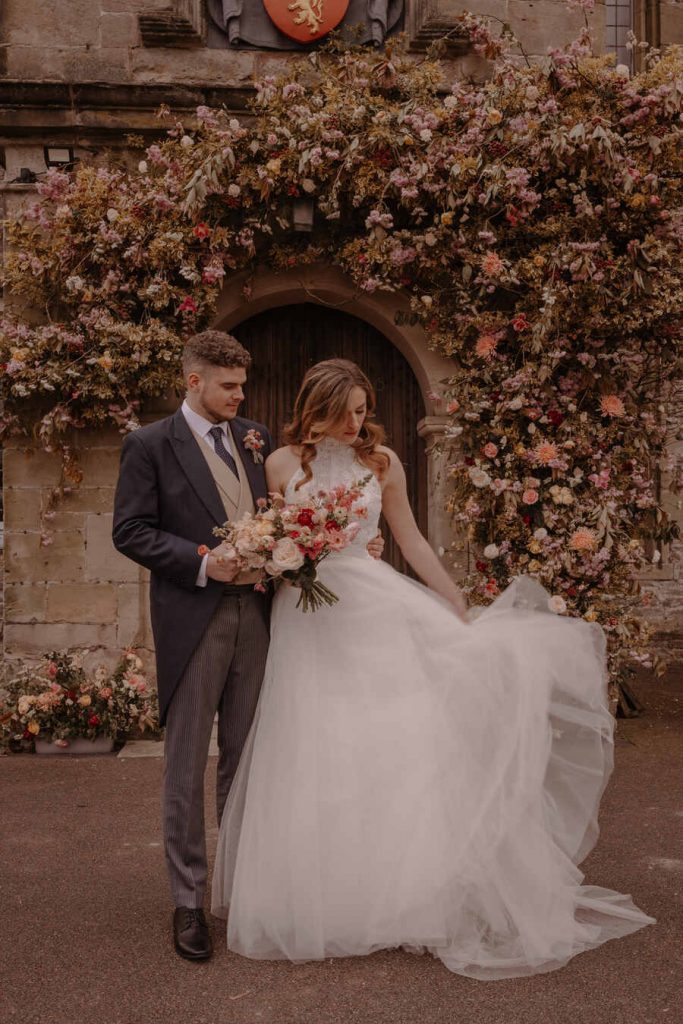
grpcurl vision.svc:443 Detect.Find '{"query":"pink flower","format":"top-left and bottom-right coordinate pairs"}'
top-left (178, 296), bottom-right (198, 314)
top-left (482, 252), bottom-right (504, 276)
top-left (533, 441), bottom-right (559, 465)
top-left (98, 687), bottom-right (113, 700)
top-left (483, 442), bottom-right (498, 458)
top-left (446, 399), bottom-right (460, 414)
top-left (511, 314), bottom-right (530, 331)
top-left (47, 663), bottom-right (58, 678)
top-left (522, 489), bottom-right (539, 504)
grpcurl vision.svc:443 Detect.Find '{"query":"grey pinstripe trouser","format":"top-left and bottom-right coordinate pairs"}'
top-left (162, 589), bottom-right (270, 908)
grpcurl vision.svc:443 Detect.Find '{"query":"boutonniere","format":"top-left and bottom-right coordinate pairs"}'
top-left (243, 429), bottom-right (265, 464)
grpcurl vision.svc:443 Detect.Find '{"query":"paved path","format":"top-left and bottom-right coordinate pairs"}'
top-left (1, 671), bottom-right (681, 1024)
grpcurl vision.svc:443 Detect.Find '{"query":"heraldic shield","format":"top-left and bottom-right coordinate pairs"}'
top-left (264, 0), bottom-right (350, 43)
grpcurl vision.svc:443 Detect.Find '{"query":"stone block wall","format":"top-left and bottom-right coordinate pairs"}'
top-left (2, 431), bottom-right (154, 674)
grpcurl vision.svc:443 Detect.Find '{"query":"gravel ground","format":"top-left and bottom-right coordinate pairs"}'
top-left (1, 670), bottom-right (681, 1024)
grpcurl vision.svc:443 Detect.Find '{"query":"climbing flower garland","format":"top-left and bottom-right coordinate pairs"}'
top-left (1, 16), bottom-right (681, 688)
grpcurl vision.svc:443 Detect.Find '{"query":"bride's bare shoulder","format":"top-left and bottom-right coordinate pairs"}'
top-left (265, 445), bottom-right (301, 492)
top-left (374, 445), bottom-right (405, 486)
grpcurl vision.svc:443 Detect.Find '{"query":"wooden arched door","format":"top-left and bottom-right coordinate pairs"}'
top-left (233, 303), bottom-right (427, 575)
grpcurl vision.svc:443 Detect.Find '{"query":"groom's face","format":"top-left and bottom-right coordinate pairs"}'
top-left (186, 364), bottom-right (247, 423)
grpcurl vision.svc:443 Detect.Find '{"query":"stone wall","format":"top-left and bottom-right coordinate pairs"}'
top-left (2, 431), bottom-right (154, 673)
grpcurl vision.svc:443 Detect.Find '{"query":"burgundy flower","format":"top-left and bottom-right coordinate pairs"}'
top-left (297, 509), bottom-right (315, 528)
top-left (475, 560), bottom-right (488, 573)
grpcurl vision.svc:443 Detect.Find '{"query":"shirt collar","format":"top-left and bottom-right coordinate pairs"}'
top-left (181, 399), bottom-right (229, 440)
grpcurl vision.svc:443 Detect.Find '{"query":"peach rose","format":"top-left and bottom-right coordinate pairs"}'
top-left (522, 489), bottom-right (539, 504)
top-left (446, 399), bottom-right (460, 414)
top-left (78, 694), bottom-right (92, 707)
top-left (268, 537), bottom-right (306, 573)
top-left (27, 721), bottom-right (40, 735)
top-left (98, 687), bottom-right (113, 700)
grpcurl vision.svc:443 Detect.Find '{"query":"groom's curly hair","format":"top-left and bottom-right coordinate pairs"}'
top-left (182, 330), bottom-right (252, 375)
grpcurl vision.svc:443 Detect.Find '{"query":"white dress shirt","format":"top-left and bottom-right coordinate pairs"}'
top-left (181, 400), bottom-right (236, 587)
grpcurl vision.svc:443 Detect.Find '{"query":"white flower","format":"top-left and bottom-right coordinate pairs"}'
top-left (533, 528), bottom-right (548, 540)
top-left (419, 129), bottom-right (433, 142)
top-left (508, 396), bottom-right (523, 411)
top-left (267, 537), bottom-right (305, 574)
top-left (444, 95), bottom-right (458, 110)
top-left (651, 550), bottom-right (661, 564)
top-left (229, 118), bottom-right (240, 131)
top-left (469, 467), bottom-right (492, 488)
top-left (106, 208), bottom-right (119, 222)
top-left (65, 275), bottom-right (85, 292)
top-left (302, 178), bottom-right (316, 193)
top-left (421, 295), bottom-right (433, 307)
top-left (227, 183), bottom-right (241, 197)
top-left (615, 64), bottom-right (630, 79)
top-left (180, 135), bottom-right (194, 149)
top-left (483, 543), bottom-right (500, 559)
top-left (527, 423), bottom-right (537, 434)
top-left (138, 160), bottom-right (148, 173)
top-left (548, 595), bottom-right (567, 615)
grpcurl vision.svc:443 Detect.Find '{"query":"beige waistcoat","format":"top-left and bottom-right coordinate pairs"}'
top-left (190, 426), bottom-right (260, 584)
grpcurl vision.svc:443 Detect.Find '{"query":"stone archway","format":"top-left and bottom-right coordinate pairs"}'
top-left (213, 263), bottom-right (461, 574)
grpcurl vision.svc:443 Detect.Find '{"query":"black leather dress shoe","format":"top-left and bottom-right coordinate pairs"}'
top-left (173, 907), bottom-right (213, 961)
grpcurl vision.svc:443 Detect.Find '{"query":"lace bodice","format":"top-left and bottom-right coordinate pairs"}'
top-left (284, 437), bottom-right (383, 557)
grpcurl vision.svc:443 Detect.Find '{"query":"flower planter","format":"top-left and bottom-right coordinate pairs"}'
top-left (34, 736), bottom-right (115, 755)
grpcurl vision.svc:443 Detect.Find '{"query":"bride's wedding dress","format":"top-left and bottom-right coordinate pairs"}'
top-left (211, 437), bottom-right (653, 979)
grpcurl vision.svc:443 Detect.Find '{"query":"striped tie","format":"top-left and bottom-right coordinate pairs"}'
top-left (209, 426), bottom-right (239, 479)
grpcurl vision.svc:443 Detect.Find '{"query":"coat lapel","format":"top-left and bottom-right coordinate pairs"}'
top-left (169, 408), bottom-right (226, 526)
top-left (230, 419), bottom-right (268, 503)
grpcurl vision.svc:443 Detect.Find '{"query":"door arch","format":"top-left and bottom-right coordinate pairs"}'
top-left (233, 303), bottom-right (427, 575)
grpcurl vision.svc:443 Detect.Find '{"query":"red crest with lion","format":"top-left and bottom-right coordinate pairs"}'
top-left (263, 0), bottom-right (349, 44)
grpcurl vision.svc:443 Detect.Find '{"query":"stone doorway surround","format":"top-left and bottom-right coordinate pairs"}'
top-left (213, 262), bottom-right (460, 573)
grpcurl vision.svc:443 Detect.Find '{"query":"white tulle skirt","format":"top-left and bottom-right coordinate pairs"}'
top-left (211, 555), bottom-right (654, 979)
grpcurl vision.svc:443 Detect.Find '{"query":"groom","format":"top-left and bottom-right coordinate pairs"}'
top-left (113, 329), bottom-right (382, 962)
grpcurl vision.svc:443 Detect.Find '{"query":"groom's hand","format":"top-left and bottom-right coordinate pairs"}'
top-left (205, 542), bottom-right (240, 583)
top-left (366, 532), bottom-right (385, 560)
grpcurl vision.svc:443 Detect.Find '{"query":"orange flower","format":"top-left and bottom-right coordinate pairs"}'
top-left (197, 544), bottom-right (209, 556)
top-left (533, 441), bottom-right (559, 465)
top-left (475, 334), bottom-right (498, 359)
top-left (569, 528), bottom-right (598, 552)
top-left (600, 394), bottom-right (626, 417)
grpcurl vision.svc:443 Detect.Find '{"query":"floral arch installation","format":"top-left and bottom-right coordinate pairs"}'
top-left (1, 15), bottom-right (681, 698)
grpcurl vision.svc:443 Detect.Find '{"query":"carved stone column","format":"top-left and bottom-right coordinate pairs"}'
top-left (417, 415), bottom-right (467, 580)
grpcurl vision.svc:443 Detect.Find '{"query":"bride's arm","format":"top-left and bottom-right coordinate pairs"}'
top-left (380, 448), bottom-right (468, 622)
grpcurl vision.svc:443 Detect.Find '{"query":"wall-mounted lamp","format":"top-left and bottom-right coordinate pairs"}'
top-left (292, 198), bottom-right (314, 233)
top-left (43, 145), bottom-right (75, 169)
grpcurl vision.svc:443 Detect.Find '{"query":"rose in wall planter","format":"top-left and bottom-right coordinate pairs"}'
top-left (1, 649), bottom-right (160, 754)
top-left (34, 736), bottom-right (115, 755)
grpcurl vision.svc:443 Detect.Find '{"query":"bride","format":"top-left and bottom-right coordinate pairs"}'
top-left (211, 358), bottom-right (653, 979)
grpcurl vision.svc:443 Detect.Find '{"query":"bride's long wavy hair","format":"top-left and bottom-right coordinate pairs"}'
top-left (283, 359), bottom-right (390, 490)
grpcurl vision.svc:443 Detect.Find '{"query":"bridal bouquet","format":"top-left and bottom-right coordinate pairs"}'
top-left (209, 476), bottom-right (371, 612)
